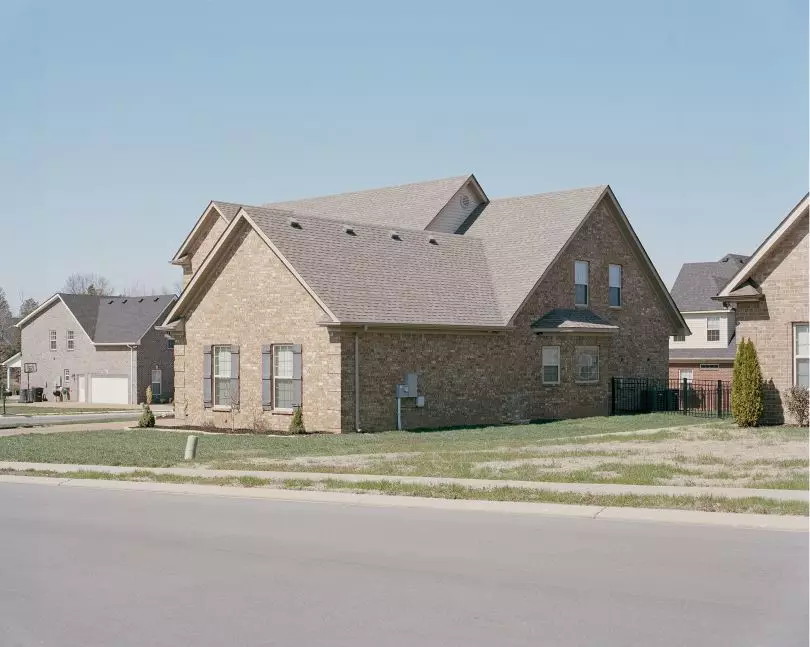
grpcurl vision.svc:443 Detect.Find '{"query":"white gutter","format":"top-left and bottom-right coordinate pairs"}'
top-left (127, 344), bottom-right (136, 404)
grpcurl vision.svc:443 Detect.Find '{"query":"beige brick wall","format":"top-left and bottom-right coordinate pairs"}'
top-left (174, 223), bottom-right (342, 432)
top-left (182, 214), bottom-right (229, 288)
top-left (345, 199), bottom-right (673, 431)
top-left (735, 212), bottom-right (809, 424)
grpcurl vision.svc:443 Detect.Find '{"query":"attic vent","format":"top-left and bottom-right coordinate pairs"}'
top-left (460, 194), bottom-right (471, 209)
top-left (390, 231), bottom-right (402, 241)
top-left (343, 225), bottom-right (356, 236)
top-left (288, 218), bottom-right (302, 229)
top-left (428, 236), bottom-right (438, 245)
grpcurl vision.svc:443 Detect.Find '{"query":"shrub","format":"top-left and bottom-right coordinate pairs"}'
top-left (784, 385), bottom-right (809, 427)
top-left (289, 406), bottom-right (306, 434)
top-left (138, 404), bottom-right (155, 428)
top-left (731, 338), bottom-right (764, 427)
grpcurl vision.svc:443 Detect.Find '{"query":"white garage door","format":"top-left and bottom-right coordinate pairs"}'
top-left (91, 376), bottom-right (130, 404)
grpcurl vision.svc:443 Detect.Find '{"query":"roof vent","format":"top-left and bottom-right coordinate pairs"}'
top-left (428, 236), bottom-right (438, 245)
top-left (108, 299), bottom-right (114, 304)
top-left (390, 231), bottom-right (402, 241)
top-left (154, 296), bottom-right (160, 301)
top-left (288, 218), bottom-right (302, 229)
top-left (138, 298), bottom-right (144, 302)
top-left (121, 299), bottom-right (127, 304)
top-left (343, 225), bottom-right (356, 236)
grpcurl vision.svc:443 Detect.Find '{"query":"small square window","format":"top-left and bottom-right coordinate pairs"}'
top-left (575, 346), bottom-right (599, 383)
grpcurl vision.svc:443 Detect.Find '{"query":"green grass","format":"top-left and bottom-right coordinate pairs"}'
top-left (0, 414), bottom-right (709, 468)
top-left (1, 468), bottom-right (805, 515)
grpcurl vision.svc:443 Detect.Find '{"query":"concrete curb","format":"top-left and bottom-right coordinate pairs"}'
top-left (0, 474), bottom-right (806, 531)
top-left (0, 460), bottom-right (806, 502)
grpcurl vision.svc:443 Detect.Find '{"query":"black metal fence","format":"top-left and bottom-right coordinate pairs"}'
top-left (611, 377), bottom-right (731, 418)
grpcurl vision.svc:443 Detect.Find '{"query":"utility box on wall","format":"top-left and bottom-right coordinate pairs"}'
top-left (395, 373), bottom-right (419, 398)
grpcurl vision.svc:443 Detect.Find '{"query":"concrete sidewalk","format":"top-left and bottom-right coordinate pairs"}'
top-left (0, 474), bottom-right (806, 531)
top-left (0, 460), bottom-right (806, 502)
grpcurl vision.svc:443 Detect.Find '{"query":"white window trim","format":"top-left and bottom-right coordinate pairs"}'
top-left (699, 364), bottom-right (719, 370)
top-left (67, 330), bottom-right (75, 351)
top-left (609, 264), bottom-right (622, 308)
top-left (673, 335), bottom-right (685, 343)
top-left (574, 260), bottom-right (589, 307)
top-left (541, 346), bottom-right (561, 385)
top-left (273, 344), bottom-right (295, 412)
top-left (212, 345), bottom-right (232, 408)
top-left (151, 368), bottom-right (162, 397)
top-left (49, 330), bottom-right (57, 351)
top-left (706, 316), bottom-right (721, 342)
top-left (574, 346), bottom-right (599, 384)
top-left (679, 369), bottom-right (694, 383)
top-left (63, 369), bottom-right (70, 385)
top-left (793, 323), bottom-right (809, 387)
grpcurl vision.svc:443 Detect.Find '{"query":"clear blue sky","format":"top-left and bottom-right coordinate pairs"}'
top-left (1, 0), bottom-right (807, 312)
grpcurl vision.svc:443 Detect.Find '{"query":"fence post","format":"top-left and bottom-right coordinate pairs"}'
top-left (610, 377), bottom-right (616, 415)
top-left (682, 378), bottom-right (688, 415)
top-left (716, 380), bottom-right (722, 418)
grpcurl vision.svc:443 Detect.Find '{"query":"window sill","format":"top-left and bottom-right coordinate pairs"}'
top-left (608, 305), bottom-right (623, 310)
top-left (541, 381), bottom-right (560, 386)
top-left (575, 380), bottom-right (600, 385)
top-left (212, 406), bottom-right (232, 412)
top-left (271, 409), bottom-right (294, 416)
top-left (574, 303), bottom-right (589, 309)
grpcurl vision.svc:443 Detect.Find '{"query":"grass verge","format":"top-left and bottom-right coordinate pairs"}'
top-left (1, 468), bottom-right (805, 516)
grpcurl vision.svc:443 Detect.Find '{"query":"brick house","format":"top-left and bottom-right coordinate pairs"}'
top-left (668, 254), bottom-right (749, 383)
top-left (714, 194), bottom-right (809, 424)
top-left (159, 175), bottom-right (688, 432)
top-left (16, 294), bottom-right (176, 404)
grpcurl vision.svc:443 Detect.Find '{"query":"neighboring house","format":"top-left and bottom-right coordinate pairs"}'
top-left (1, 351), bottom-right (21, 394)
top-left (714, 194), bottom-right (809, 424)
top-left (16, 294), bottom-right (177, 404)
top-left (668, 254), bottom-right (749, 382)
top-left (159, 175), bottom-right (688, 433)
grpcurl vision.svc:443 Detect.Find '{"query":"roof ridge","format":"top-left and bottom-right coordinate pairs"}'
top-left (263, 174), bottom-right (471, 206)
top-left (487, 184), bottom-right (608, 203)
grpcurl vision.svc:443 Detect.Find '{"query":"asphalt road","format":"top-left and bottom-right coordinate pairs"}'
top-left (0, 483), bottom-right (806, 647)
top-left (0, 412), bottom-right (140, 429)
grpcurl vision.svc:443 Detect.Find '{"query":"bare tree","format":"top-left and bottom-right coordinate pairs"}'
top-left (62, 273), bottom-right (115, 296)
top-left (18, 297), bottom-right (39, 319)
top-left (124, 282), bottom-right (174, 297)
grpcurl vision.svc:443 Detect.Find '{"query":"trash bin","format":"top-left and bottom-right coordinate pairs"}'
top-left (33, 387), bottom-right (44, 402)
top-left (19, 389), bottom-right (29, 403)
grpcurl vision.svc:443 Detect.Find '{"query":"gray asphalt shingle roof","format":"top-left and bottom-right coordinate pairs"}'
top-left (670, 254), bottom-right (749, 312)
top-left (242, 207), bottom-right (503, 327)
top-left (669, 338), bottom-right (737, 361)
top-left (211, 201), bottom-right (242, 222)
top-left (59, 294), bottom-right (176, 343)
top-left (262, 176), bottom-right (471, 231)
top-left (531, 308), bottom-right (619, 331)
top-left (466, 186), bottom-right (608, 320)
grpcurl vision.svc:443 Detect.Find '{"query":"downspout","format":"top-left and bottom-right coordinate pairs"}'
top-left (354, 332), bottom-right (361, 432)
top-left (127, 344), bottom-right (136, 405)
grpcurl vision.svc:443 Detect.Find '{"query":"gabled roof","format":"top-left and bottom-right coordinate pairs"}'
top-left (264, 175), bottom-right (473, 231)
top-left (17, 294), bottom-right (177, 344)
top-left (531, 308), bottom-right (619, 333)
top-left (716, 193), bottom-right (809, 299)
top-left (171, 201), bottom-right (243, 264)
top-left (171, 208), bottom-right (504, 328)
top-left (670, 254), bottom-right (749, 312)
top-left (466, 186), bottom-right (608, 320)
top-left (164, 182), bottom-right (688, 334)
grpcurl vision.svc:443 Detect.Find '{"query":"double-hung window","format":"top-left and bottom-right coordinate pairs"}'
top-left (706, 316), bottom-right (721, 342)
top-left (213, 346), bottom-right (232, 406)
top-left (574, 261), bottom-right (589, 306)
top-left (67, 330), bottom-right (75, 351)
top-left (541, 346), bottom-right (560, 385)
top-left (609, 264), bottom-right (622, 307)
top-left (575, 346), bottom-right (599, 383)
top-left (273, 344), bottom-right (295, 410)
top-left (63, 369), bottom-right (70, 385)
top-left (151, 368), bottom-right (162, 397)
top-left (794, 324), bottom-right (809, 387)
top-left (49, 330), bottom-right (57, 351)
